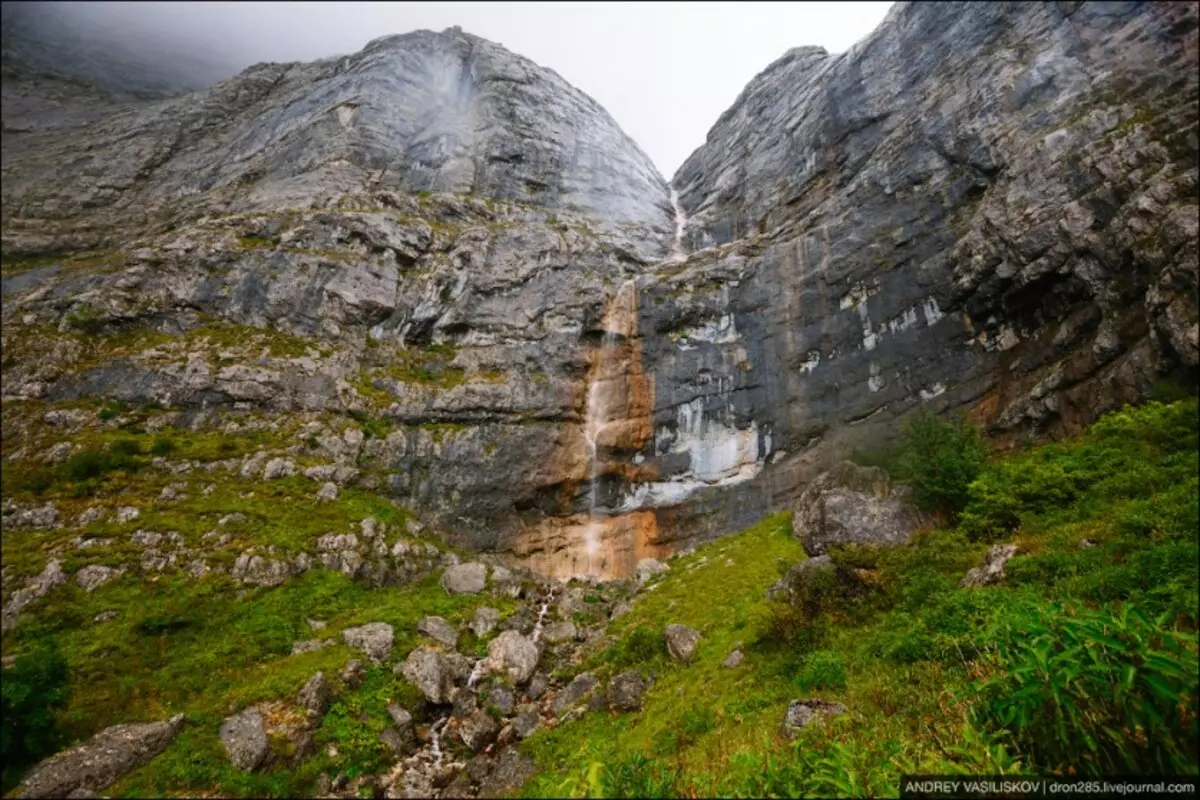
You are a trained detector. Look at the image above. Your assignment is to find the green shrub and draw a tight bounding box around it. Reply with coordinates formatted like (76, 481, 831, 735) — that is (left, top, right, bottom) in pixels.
(149, 436, 177, 456)
(894, 409, 989, 519)
(61, 439, 143, 482)
(601, 624, 664, 671)
(599, 753, 680, 798)
(971, 602, 1199, 774)
(1, 640, 70, 793)
(797, 651, 847, 690)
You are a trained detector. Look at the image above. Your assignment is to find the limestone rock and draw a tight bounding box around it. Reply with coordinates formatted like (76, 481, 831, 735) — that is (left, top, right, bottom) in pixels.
(961, 544, 1020, 588)
(219, 708, 269, 771)
(722, 649, 744, 669)
(607, 669, 650, 713)
(552, 673, 599, 715)
(457, 709, 500, 752)
(15, 715, 184, 799)
(341, 622, 394, 664)
(418, 615, 460, 649)
(478, 747, 537, 798)
(442, 562, 488, 595)
(470, 606, 502, 638)
(480, 630, 539, 685)
(793, 462, 921, 556)
(74, 565, 122, 592)
(664, 624, 701, 663)
(399, 646, 459, 704)
(781, 699, 846, 739)
(296, 671, 333, 719)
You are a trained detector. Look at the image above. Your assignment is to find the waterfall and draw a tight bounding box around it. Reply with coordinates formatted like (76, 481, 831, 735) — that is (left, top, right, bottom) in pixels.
(580, 277, 638, 576)
(668, 188, 689, 262)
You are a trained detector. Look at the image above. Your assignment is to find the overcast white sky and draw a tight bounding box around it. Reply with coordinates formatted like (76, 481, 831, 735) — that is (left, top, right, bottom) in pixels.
(54, 1, 895, 178)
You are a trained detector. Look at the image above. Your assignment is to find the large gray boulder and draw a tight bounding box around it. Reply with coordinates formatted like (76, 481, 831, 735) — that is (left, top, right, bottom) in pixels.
(441, 562, 488, 595)
(793, 462, 921, 557)
(551, 673, 599, 716)
(607, 669, 650, 713)
(417, 615, 460, 649)
(664, 624, 701, 664)
(341, 622, 395, 664)
(16, 715, 184, 799)
(219, 708, 269, 771)
(480, 630, 539, 685)
(398, 646, 472, 704)
(457, 709, 501, 752)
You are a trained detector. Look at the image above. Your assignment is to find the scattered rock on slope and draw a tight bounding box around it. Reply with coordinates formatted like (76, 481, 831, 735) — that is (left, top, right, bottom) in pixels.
(16, 715, 184, 799)
(219, 708, 269, 771)
(664, 623, 701, 663)
(793, 462, 921, 556)
(961, 544, 1020, 588)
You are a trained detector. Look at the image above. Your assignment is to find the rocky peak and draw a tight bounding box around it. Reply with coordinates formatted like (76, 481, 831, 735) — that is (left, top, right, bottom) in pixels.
(2, 24, 673, 257)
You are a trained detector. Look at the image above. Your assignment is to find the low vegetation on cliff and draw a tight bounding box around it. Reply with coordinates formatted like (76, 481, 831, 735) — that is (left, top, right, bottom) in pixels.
(1, 394, 1197, 797)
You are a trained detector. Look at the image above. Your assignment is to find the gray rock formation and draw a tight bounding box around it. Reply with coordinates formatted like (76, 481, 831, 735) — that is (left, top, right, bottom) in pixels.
(664, 623, 701, 663)
(607, 669, 650, 712)
(781, 698, 846, 739)
(296, 671, 333, 720)
(470, 606, 502, 638)
(417, 615, 460, 649)
(219, 708, 269, 771)
(793, 461, 921, 556)
(2, 1, 1195, 587)
(15, 715, 184, 799)
(480, 630, 539, 685)
(442, 562, 488, 595)
(341, 622, 395, 663)
(961, 543, 1020, 588)
(399, 645, 467, 704)
(551, 673, 599, 716)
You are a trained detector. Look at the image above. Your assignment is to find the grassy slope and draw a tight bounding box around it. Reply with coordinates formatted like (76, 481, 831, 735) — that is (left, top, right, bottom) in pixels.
(2, 392, 1196, 798)
(517, 397, 1200, 798)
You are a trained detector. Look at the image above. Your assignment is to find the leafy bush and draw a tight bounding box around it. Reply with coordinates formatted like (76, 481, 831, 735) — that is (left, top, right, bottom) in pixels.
(601, 624, 664, 671)
(971, 602, 1199, 774)
(893, 409, 989, 520)
(149, 436, 177, 456)
(1, 640, 71, 793)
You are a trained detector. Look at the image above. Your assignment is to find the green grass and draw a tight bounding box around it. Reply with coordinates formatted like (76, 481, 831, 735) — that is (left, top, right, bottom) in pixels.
(516, 398, 1200, 797)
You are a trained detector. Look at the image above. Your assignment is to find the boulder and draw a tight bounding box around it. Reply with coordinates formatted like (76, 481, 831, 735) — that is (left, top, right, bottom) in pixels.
(458, 709, 500, 752)
(16, 715, 184, 799)
(722, 649, 744, 669)
(399, 646, 461, 704)
(525, 672, 549, 701)
(793, 462, 921, 557)
(635, 558, 668, 585)
(607, 669, 650, 712)
(442, 562, 488, 595)
(664, 623, 701, 663)
(481, 630, 539, 685)
(961, 544, 1020, 588)
(484, 682, 516, 716)
(477, 747, 537, 798)
(219, 708, 269, 771)
(341, 622, 394, 663)
(296, 671, 333, 720)
(541, 620, 577, 643)
(552, 673, 599, 715)
(513, 706, 540, 739)
(781, 698, 846, 739)
(418, 615, 460, 649)
(470, 606, 502, 637)
(74, 564, 121, 592)
(386, 704, 416, 751)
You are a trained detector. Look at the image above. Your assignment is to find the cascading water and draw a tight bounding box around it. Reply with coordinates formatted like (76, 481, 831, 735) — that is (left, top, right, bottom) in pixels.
(668, 188, 689, 262)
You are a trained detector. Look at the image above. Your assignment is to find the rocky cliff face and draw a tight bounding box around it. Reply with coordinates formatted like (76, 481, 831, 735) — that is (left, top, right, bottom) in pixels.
(2, 3, 1197, 580)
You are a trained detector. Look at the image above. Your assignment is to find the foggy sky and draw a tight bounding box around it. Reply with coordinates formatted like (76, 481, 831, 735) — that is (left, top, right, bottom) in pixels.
(41, 1, 894, 178)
